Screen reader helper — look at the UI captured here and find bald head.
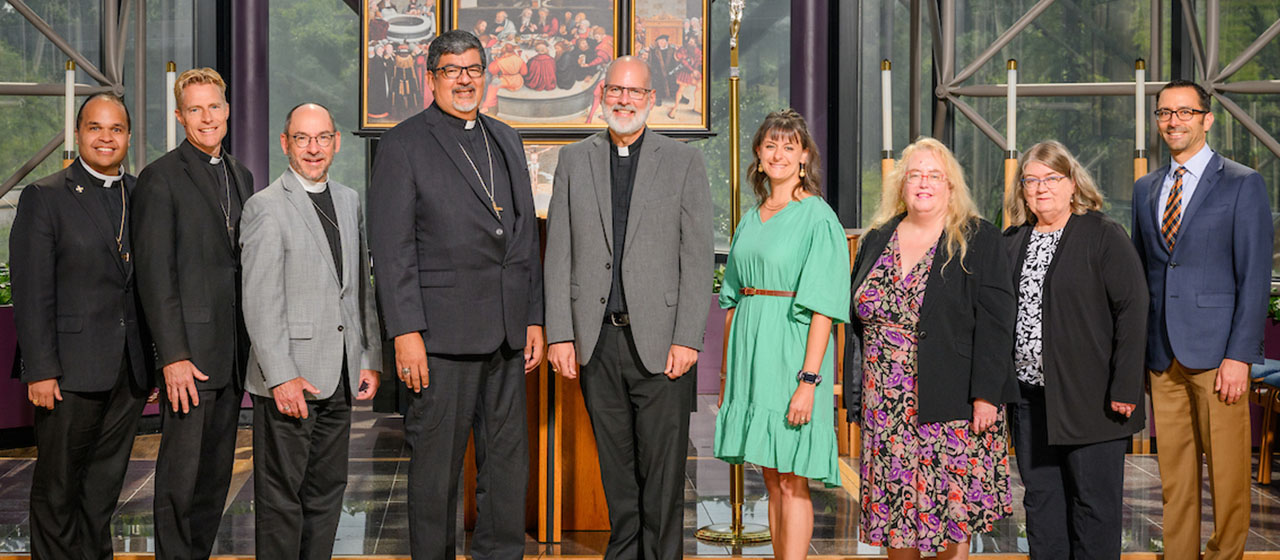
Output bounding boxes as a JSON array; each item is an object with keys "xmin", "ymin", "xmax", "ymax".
[{"xmin": 605, "ymin": 56, "xmax": 651, "ymax": 90}]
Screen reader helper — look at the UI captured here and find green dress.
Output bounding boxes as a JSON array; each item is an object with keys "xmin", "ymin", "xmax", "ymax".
[{"xmin": 713, "ymin": 196, "xmax": 851, "ymax": 486}]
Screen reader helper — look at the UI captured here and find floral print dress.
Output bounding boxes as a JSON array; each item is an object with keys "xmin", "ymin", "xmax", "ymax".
[{"xmin": 854, "ymin": 232, "xmax": 1012, "ymax": 551}]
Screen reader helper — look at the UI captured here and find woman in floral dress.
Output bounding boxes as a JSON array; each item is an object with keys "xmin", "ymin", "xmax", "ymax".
[{"xmin": 846, "ymin": 137, "xmax": 1018, "ymax": 558}]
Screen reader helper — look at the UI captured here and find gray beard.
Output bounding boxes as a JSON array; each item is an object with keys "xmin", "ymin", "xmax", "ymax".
[{"xmin": 603, "ymin": 103, "xmax": 651, "ymax": 135}]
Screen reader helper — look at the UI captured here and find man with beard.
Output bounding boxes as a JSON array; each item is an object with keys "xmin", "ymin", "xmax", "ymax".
[
  {"xmin": 535, "ymin": 7, "xmax": 559, "ymax": 36},
  {"xmin": 12, "ymin": 93, "xmax": 152, "ymax": 560},
  {"xmin": 133, "ymin": 67, "xmax": 255, "ymax": 560},
  {"xmin": 241, "ymin": 102, "xmax": 382, "ymax": 559},
  {"xmin": 647, "ymin": 35, "xmax": 677, "ymax": 107},
  {"xmin": 492, "ymin": 10, "xmax": 517, "ymax": 42},
  {"xmin": 517, "ymin": 8, "xmax": 536, "ymax": 34},
  {"xmin": 367, "ymin": 29, "xmax": 544, "ymax": 560},
  {"xmin": 544, "ymin": 57, "xmax": 712, "ymax": 560}
]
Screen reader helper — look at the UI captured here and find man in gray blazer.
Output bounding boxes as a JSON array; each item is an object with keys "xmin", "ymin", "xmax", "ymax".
[
  {"xmin": 240, "ymin": 103, "xmax": 382, "ymax": 560},
  {"xmin": 544, "ymin": 56, "xmax": 713, "ymax": 560}
]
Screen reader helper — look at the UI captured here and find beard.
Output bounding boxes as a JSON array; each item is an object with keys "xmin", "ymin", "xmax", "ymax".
[
  {"xmin": 451, "ymin": 83, "xmax": 483, "ymax": 113},
  {"xmin": 602, "ymin": 100, "xmax": 651, "ymax": 135},
  {"xmin": 288, "ymin": 153, "xmax": 330, "ymax": 183}
]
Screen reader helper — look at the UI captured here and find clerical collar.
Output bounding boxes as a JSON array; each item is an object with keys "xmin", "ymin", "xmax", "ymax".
[
  {"xmin": 611, "ymin": 129, "xmax": 646, "ymax": 158},
  {"xmin": 432, "ymin": 103, "xmax": 481, "ymax": 131},
  {"xmin": 289, "ymin": 167, "xmax": 329, "ymax": 194},
  {"xmin": 209, "ymin": 154, "xmax": 222, "ymax": 165},
  {"xmin": 78, "ymin": 158, "xmax": 123, "ymax": 188}
]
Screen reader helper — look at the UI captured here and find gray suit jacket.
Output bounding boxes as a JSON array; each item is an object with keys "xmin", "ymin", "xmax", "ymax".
[
  {"xmin": 544, "ymin": 130, "xmax": 713, "ymax": 373},
  {"xmin": 240, "ymin": 171, "xmax": 382, "ymax": 400}
]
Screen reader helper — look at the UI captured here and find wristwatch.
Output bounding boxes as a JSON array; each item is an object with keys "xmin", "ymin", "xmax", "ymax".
[{"xmin": 796, "ymin": 370, "xmax": 822, "ymax": 385}]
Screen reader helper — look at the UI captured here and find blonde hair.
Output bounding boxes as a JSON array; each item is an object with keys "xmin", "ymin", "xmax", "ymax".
[
  {"xmin": 174, "ymin": 67, "xmax": 227, "ymax": 109},
  {"xmin": 869, "ymin": 137, "xmax": 981, "ymax": 270},
  {"xmin": 1004, "ymin": 140, "xmax": 1106, "ymax": 227}
]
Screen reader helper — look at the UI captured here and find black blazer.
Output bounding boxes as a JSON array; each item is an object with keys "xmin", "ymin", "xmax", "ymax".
[
  {"xmin": 367, "ymin": 104, "xmax": 544, "ymax": 354},
  {"xmin": 1003, "ymin": 210, "xmax": 1148, "ymax": 445},
  {"xmin": 10, "ymin": 162, "xmax": 152, "ymax": 392},
  {"xmin": 845, "ymin": 215, "xmax": 1017, "ymax": 424},
  {"xmin": 132, "ymin": 140, "xmax": 254, "ymax": 388}
]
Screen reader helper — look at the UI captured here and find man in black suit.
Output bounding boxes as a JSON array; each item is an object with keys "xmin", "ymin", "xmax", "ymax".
[
  {"xmin": 132, "ymin": 67, "xmax": 255, "ymax": 560},
  {"xmin": 367, "ymin": 29, "xmax": 544, "ymax": 560},
  {"xmin": 12, "ymin": 93, "xmax": 151, "ymax": 560}
]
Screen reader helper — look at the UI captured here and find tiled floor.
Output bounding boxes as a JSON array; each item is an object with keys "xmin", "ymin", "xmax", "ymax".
[{"xmin": 4, "ymin": 395, "xmax": 1280, "ymax": 556}]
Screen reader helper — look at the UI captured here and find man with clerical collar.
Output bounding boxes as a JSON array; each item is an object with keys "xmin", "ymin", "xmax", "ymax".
[
  {"xmin": 11, "ymin": 92, "xmax": 153, "ymax": 560},
  {"xmin": 132, "ymin": 67, "xmax": 255, "ymax": 560},
  {"xmin": 240, "ymin": 102, "xmax": 382, "ymax": 560},
  {"xmin": 367, "ymin": 29, "xmax": 544, "ymax": 560},
  {"xmin": 544, "ymin": 56, "xmax": 713, "ymax": 560}
]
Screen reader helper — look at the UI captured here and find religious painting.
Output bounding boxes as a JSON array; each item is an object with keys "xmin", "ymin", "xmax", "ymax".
[
  {"xmin": 452, "ymin": 0, "xmax": 617, "ymax": 130},
  {"xmin": 522, "ymin": 141, "xmax": 569, "ymax": 218},
  {"xmin": 362, "ymin": 0, "xmax": 443, "ymax": 129},
  {"xmin": 631, "ymin": 0, "xmax": 709, "ymax": 131}
]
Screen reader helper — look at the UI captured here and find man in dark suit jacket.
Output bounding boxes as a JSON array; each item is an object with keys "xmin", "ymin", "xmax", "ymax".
[
  {"xmin": 1132, "ymin": 79, "xmax": 1272, "ymax": 560},
  {"xmin": 132, "ymin": 67, "xmax": 255, "ymax": 560},
  {"xmin": 544, "ymin": 57, "xmax": 712, "ymax": 560},
  {"xmin": 367, "ymin": 30, "xmax": 544, "ymax": 560},
  {"xmin": 12, "ymin": 93, "xmax": 152, "ymax": 560}
]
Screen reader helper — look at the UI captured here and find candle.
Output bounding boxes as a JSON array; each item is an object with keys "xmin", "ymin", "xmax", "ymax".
[
  {"xmin": 1006, "ymin": 59, "xmax": 1017, "ymax": 154},
  {"xmin": 65, "ymin": 60, "xmax": 75, "ymax": 159},
  {"xmin": 166, "ymin": 61, "xmax": 177, "ymax": 150},
  {"xmin": 1135, "ymin": 59, "xmax": 1146, "ymax": 152},
  {"xmin": 881, "ymin": 59, "xmax": 892, "ymax": 152}
]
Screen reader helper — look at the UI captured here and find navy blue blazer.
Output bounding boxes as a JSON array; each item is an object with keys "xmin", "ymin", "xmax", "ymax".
[{"xmin": 1131, "ymin": 152, "xmax": 1272, "ymax": 371}]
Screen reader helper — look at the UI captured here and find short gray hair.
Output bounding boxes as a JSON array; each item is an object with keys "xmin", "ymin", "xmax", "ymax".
[{"xmin": 427, "ymin": 30, "xmax": 486, "ymax": 71}]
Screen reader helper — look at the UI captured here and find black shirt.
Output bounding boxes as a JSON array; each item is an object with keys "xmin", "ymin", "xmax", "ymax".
[
  {"xmin": 77, "ymin": 160, "xmax": 132, "ymax": 264},
  {"xmin": 433, "ymin": 105, "xmax": 515, "ymax": 236},
  {"xmin": 307, "ymin": 185, "xmax": 343, "ymax": 283},
  {"xmin": 182, "ymin": 141, "xmax": 244, "ymax": 243},
  {"xmin": 606, "ymin": 130, "xmax": 646, "ymax": 314}
]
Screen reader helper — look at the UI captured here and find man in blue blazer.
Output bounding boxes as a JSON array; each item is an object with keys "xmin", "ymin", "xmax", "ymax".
[{"xmin": 1132, "ymin": 79, "xmax": 1272, "ymax": 560}]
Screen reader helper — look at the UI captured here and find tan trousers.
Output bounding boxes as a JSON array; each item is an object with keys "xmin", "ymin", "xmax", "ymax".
[{"xmin": 1149, "ymin": 359, "xmax": 1252, "ymax": 560}]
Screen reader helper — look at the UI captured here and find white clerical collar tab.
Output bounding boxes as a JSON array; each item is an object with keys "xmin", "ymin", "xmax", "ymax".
[
  {"xmin": 209, "ymin": 155, "xmax": 222, "ymax": 165},
  {"xmin": 79, "ymin": 159, "xmax": 122, "ymax": 188},
  {"xmin": 618, "ymin": 145, "xmax": 630, "ymax": 157},
  {"xmin": 290, "ymin": 167, "xmax": 329, "ymax": 193},
  {"xmin": 465, "ymin": 120, "xmax": 477, "ymax": 130}
]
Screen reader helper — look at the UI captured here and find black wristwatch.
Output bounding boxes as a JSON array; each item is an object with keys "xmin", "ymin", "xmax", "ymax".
[{"xmin": 796, "ymin": 370, "xmax": 822, "ymax": 385}]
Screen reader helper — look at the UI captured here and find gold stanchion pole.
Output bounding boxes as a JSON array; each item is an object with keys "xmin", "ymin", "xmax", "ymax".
[
  {"xmin": 1002, "ymin": 59, "xmax": 1018, "ymax": 226},
  {"xmin": 696, "ymin": 0, "xmax": 770, "ymax": 545},
  {"xmin": 63, "ymin": 60, "xmax": 75, "ymax": 168}
]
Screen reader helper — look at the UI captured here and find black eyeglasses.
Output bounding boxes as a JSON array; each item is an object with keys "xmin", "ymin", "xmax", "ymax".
[
  {"xmin": 433, "ymin": 64, "xmax": 484, "ymax": 79},
  {"xmin": 1153, "ymin": 108, "xmax": 1209, "ymax": 122},
  {"xmin": 603, "ymin": 84, "xmax": 653, "ymax": 99},
  {"xmin": 290, "ymin": 132, "xmax": 336, "ymax": 148}
]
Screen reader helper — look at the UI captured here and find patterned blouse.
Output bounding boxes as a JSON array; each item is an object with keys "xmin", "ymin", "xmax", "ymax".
[{"xmin": 1014, "ymin": 228, "xmax": 1064, "ymax": 386}]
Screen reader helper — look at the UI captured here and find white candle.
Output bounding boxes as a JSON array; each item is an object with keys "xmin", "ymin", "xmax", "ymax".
[
  {"xmin": 1135, "ymin": 60, "xmax": 1146, "ymax": 151},
  {"xmin": 65, "ymin": 61, "xmax": 75, "ymax": 157},
  {"xmin": 1006, "ymin": 59, "xmax": 1017, "ymax": 154},
  {"xmin": 881, "ymin": 60, "xmax": 892, "ymax": 152},
  {"xmin": 166, "ymin": 61, "xmax": 177, "ymax": 150}
]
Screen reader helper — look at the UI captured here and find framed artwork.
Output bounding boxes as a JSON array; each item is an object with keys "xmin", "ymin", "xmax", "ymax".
[
  {"xmin": 452, "ymin": 0, "xmax": 617, "ymax": 131},
  {"xmin": 631, "ymin": 0, "xmax": 709, "ymax": 132},
  {"xmin": 522, "ymin": 140, "xmax": 571, "ymax": 218},
  {"xmin": 362, "ymin": 0, "xmax": 444, "ymax": 129}
]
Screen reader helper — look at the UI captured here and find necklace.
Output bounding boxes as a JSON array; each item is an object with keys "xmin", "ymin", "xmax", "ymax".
[
  {"xmin": 456, "ymin": 119, "xmax": 503, "ymax": 218},
  {"xmin": 216, "ymin": 163, "xmax": 233, "ymax": 237},
  {"xmin": 115, "ymin": 182, "xmax": 128, "ymax": 261},
  {"xmin": 309, "ymin": 190, "xmax": 340, "ymax": 231}
]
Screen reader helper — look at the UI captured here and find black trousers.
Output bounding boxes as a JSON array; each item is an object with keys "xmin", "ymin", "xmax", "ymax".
[
  {"xmin": 153, "ymin": 383, "xmax": 244, "ymax": 560},
  {"xmin": 405, "ymin": 344, "xmax": 528, "ymax": 560},
  {"xmin": 29, "ymin": 359, "xmax": 147, "ymax": 560},
  {"xmin": 251, "ymin": 372, "xmax": 352, "ymax": 560},
  {"xmin": 580, "ymin": 324, "xmax": 693, "ymax": 560},
  {"xmin": 1011, "ymin": 382, "xmax": 1127, "ymax": 560}
]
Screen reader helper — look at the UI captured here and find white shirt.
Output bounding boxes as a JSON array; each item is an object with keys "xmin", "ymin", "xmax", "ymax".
[{"xmin": 1157, "ymin": 143, "xmax": 1214, "ymax": 221}]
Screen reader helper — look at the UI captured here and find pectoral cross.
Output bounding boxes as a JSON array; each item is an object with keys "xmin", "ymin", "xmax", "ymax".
[{"xmin": 493, "ymin": 202, "xmax": 504, "ymax": 215}]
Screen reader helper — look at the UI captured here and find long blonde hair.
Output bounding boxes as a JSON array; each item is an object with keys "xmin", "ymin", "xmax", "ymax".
[
  {"xmin": 1004, "ymin": 140, "xmax": 1107, "ymax": 227},
  {"xmin": 869, "ymin": 137, "xmax": 981, "ymax": 270}
]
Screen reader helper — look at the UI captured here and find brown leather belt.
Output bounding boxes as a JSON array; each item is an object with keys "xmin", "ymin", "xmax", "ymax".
[{"xmin": 739, "ymin": 287, "xmax": 797, "ymax": 297}]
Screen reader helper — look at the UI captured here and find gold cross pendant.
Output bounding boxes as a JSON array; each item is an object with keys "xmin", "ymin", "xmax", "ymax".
[{"xmin": 493, "ymin": 203, "xmax": 504, "ymax": 214}]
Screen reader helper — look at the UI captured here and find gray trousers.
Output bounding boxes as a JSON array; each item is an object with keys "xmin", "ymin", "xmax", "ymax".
[
  {"xmin": 580, "ymin": 324, "xmax": 693, "ymax": 560},
  {"xmin": 405, "ymin": 345, "xmax": 528, "ymax": 560}
]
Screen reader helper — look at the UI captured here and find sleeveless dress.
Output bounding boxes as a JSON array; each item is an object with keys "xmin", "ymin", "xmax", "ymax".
[
  {"xmin": 714, "ymin": 197, "xmax": 851, "ymax": 486},
  {"xmin": 854, "ymin": 231, "xmax": 1012, "ymax": 551}
]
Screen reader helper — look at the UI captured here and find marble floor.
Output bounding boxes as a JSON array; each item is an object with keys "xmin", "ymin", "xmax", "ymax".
[{"xmin": 3, "ymin": 395, "xmax": 1280, "ymax": 556}]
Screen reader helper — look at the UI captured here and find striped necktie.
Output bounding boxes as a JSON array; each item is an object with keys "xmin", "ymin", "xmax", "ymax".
[{"xmin": 1162, "ymin": 167, "xmax": 1188, "ymax": 249}]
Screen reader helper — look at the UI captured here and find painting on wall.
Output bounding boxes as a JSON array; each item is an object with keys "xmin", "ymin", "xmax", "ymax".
[
  {"xmin": 522, "ymin": 141, "xmax": 569, "ymax": 218},
  {"xmin": 631, "ymin": 0, "xmax": 709, "ymax": 131},
  {"xmin": 453, "ymin": 1, "xmax": 618, "ymax": 131},
  {"xmin": 362, "ymin": 0, "xmax": 443, "ymax": 129}
]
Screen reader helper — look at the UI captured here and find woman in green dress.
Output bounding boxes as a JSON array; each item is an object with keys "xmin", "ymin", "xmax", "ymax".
[{"xmin": 714, "ymin": 109, "xmax": 851, "ymax": 560}]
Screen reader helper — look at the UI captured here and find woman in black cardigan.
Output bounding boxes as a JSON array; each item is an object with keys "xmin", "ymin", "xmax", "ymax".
[
  {"xmin": 1002, "ymin": 140, "xmax": 1148, "ymax": 559},
  {"xmin": 845, "ymin": 137, "xmax": 1018, "ymax": 557}
]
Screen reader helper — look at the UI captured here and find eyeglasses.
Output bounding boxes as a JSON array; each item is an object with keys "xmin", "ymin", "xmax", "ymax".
[
  {"xmin": 1020, "ymin": 175, "xmax": 1068, "ymax": 189},
  {"xmin": 290, "ymin": 132, "xmax": 336, "ymax": 148},
  {"xmin": 905, "ymin": 171, "xmax": 946, "ymax": 185},
  {"xmin": 603, "ymin": 84, "xmax": 653, "ymax": 99},
  {"xmin": 1153, "ymin": 108, "xmax": 1209, "ymax": 122},
  {"xmin": 433, "ymin": 64, "xmax": 484, "ymax": 80}
]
